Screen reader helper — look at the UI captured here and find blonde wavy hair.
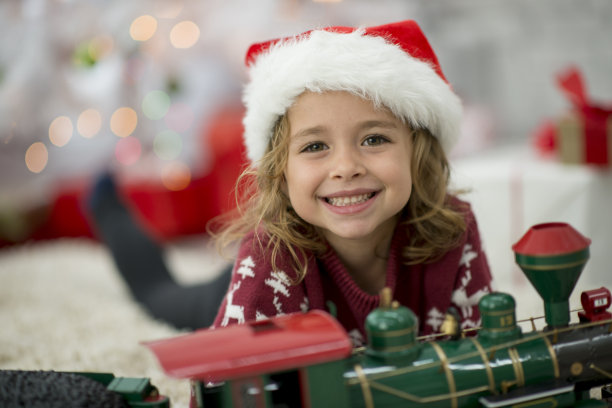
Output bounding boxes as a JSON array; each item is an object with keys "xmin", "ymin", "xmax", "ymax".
[{"xmin": 209, "ymin": 113, "xmax": 467, "ymax": 283}]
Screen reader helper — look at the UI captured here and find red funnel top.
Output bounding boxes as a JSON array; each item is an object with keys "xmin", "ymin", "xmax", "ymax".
[{"xmin": 512, "ymin": 222, "xmax": 591, "ymax": 256}]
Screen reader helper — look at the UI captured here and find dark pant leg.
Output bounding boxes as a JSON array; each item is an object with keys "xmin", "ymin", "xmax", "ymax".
[{"xmin": 88, "ymin": 174, "xmax": 231, "ymax": 330}]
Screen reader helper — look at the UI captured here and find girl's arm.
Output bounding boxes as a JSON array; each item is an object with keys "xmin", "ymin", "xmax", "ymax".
[{"xmin": 212, "ymin": 232, "xmax": 309, "ymax": 328}]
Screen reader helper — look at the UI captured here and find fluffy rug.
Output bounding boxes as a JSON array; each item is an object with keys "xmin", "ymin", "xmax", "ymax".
[{"xmin": 0, "ymin": 237, "xmax": 229, "ymax": 408}]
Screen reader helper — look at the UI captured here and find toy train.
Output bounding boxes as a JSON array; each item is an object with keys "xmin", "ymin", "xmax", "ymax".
[
  {"xmin": 144, "ymin": 222, "xmax": 612, "ymax": 408},
  {"xmin": 3, "ymin": 223, "xmax": 610, "ymax": 407}
]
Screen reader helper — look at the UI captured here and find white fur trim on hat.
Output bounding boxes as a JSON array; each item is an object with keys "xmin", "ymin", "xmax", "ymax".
[{"xmin": 242, "ymin": 28, "xmax": 462, "ymax": 163}]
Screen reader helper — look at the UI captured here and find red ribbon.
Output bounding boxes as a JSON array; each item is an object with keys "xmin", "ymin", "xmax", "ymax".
[{"xmin": 557, "ymin": 66, "xmax": 612, "ymax": 165}]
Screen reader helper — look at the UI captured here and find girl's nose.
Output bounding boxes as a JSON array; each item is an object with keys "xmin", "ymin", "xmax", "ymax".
[{"xmin": 330, "ymin": 147, "xmax": 365, "ymax": 180}]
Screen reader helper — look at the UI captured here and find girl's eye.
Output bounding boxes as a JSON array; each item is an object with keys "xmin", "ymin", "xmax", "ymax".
[
  {"xmin": 300, "ymin": 142, "xmax": 327, "ymax": 153},
  {"xmin": 362, "ymin": 135, "xmax": 389, "ymax": 146}
]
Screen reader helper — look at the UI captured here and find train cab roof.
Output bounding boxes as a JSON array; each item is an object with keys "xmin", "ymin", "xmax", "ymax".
[{"xmin": 145, "ymin": 310, "xmax": 353, "ymax": 382}]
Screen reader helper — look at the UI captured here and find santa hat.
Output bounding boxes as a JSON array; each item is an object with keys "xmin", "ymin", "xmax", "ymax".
[{"xmin": 242, "ymin": 20, "xmax": 462, "ymax": 163}]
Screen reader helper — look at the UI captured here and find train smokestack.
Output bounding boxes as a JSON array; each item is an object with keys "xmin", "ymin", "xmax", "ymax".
[{"xmin": 512, "ymin": 222, "xmax": 591, "ymax": 328}]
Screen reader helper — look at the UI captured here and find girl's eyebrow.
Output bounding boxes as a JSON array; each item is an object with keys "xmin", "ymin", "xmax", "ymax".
[
  {"xmin": 291, "ymin": 125, "xmax": 326, "ymax": 140},
  {"xmin": 358, "ymin": 120, "xmax": 400, "ymax": 130},
  {"xmin": 292, "ymin": 120, "xmax": 399, "ymax": 140}
]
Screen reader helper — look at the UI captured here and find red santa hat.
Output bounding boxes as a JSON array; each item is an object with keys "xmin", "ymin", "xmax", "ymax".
[{"xmin": 242, "ymin": 20, "xmax": 462, "ymax": 163}]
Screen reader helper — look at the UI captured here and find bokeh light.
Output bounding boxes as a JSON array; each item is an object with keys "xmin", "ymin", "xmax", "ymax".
[
  {"xmin": 164, "ymin": 102, "xmax": 194, "ymax": 133},
  {"xmin": 114, "ymin": 136, "xmax": 142, "ymax": 165},
  {"xmin": 25, "ymin": 142, "xmax": 48, "ymax": 173},
  {"xmin": 130, "ymin": 15, "xmax": 158, "ymax": 42},
  {"xmin": 77, "ymin": 108, "xmax": 102, "ymax": 138},
  {"xmin": 154, "ymin": 130, "xmax": 182, "ymax": 160},
  {"xmin": 48, "ymin": 116, "xmax": 73, "ymax": 147},
  {"xmin": 161, "ymin": 161, "xmax": 191, "ymax": 191},
  {"xmin": 142, "ymin": 90, "xmax": 171, "ymax": 120},
  {"xmin": 110, "ymin": 107, "xmax": 138, "ymax": 137},
  {"xmin": 169, "ymin": 21, "xmax": 200, "ymax": 49}
]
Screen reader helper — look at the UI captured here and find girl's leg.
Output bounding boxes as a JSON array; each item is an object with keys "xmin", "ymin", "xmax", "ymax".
[{"xmin": 87, "ymin": 174, "xmax": 231, "ymax": 330}]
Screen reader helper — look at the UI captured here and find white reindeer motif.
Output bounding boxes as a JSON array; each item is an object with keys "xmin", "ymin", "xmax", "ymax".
[
  {"xmin": 426, "ymin": 307, "xmax": 446, "ymax": 332},
  {"xmin": 221, "ymin": 281, "xmax": 245, "ymax": 326},
  {"xmin": 452, "ymin": 285, "xmax": 490, "ymax": 318},
  {"xmin": 265, "ymin": 271, "xmax": 292, "ymax": 315}
]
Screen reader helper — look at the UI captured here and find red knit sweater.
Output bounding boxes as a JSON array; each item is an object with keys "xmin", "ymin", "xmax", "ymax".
[{"xmin": 212, "ymin": 204, "xmax": 493, "ymax": 345}]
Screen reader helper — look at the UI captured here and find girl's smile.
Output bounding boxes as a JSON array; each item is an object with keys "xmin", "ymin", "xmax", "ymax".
[
  {"xmin": 320, "ymin": 189, "xmax": 378, "ymax": 214},
  {"xmin": 284, "ymin": 90, "xmax": 414, "ymax": 249}
]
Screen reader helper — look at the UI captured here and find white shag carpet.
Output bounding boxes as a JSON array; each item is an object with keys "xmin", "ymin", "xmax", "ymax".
[{"xmin": 0, "ymin": 237, "xmax": 230, "ymax": 408}]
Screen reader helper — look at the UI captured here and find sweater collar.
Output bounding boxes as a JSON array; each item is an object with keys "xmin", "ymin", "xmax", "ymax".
[{"xmin": 318, "ymin": 221, "xmax": 408, "ymax": 308}]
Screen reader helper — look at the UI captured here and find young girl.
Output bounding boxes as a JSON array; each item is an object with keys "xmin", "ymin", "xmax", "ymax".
[{"xmin": 210, "ymin": 19, "xmax": 493, "ymax": 343}]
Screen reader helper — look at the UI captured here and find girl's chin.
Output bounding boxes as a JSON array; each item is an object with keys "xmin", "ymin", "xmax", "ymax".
[
  {"xmin": 321, "ymin": 225, "xmax": 384, "ymax": 243},
  {"xmin": 319, "ymin": 215, "xmax": 400, "ymax": 245}
]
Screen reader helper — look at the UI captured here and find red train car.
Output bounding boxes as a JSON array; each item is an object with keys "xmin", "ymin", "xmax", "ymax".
[{"xmin": 579, "ymin": 287, "xmax": 612, "ymax": 322}]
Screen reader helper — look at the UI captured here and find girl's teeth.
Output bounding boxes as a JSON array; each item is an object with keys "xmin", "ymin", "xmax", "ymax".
[{"xmin": 326, "ymin": 193, "xmax": 373, "ymax": 207}]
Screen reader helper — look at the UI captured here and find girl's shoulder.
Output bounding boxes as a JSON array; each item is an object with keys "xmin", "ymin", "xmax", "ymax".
[
  {"xmin": 236, "ymin": 229, "xmax": 274, "ymax": 266},
  {"xmin": 447, "ymin": 194, "xmax": 474, "ymax": 213},
  {"xmin": 446, "ymin": 194, "xmax": 479, "ymax": 228},
  {"xmin": 443, "ymin": 195, "xmax": 486, "ymax": 257},
  {"xmin": 236, "ymin": 228, "xmax": 309, "ymax": 272}
]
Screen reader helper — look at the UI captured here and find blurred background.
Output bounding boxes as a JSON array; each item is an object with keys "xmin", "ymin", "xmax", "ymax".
[
  {"xmin": 1, "ymin": 0, "xmax": 611, "ymax": 300},
  {"xmin": 1, "ymin": 2, "xmax": 612, "ymax": 403}
]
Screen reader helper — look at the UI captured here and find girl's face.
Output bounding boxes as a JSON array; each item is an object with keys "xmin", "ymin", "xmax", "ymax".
[{"xmin": 284, "ymin": 90, "xmax": 413, "ymax": 246}]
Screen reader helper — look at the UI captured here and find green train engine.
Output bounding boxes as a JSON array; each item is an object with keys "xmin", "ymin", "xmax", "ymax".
[{"xmin": 146, "ymin": 222, "xmax": 612, "ymax": 408}]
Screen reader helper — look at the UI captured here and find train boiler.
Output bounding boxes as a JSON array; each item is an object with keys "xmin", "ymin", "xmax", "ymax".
[{"xmin": 146, "ymin": 223, "xmax": 612, "ymax": 408}]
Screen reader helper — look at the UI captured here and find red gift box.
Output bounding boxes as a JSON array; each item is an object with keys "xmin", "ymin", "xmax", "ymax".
[{"xmin": 555, "ymin": 66, "xmax": 612, "ymax": 167}]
